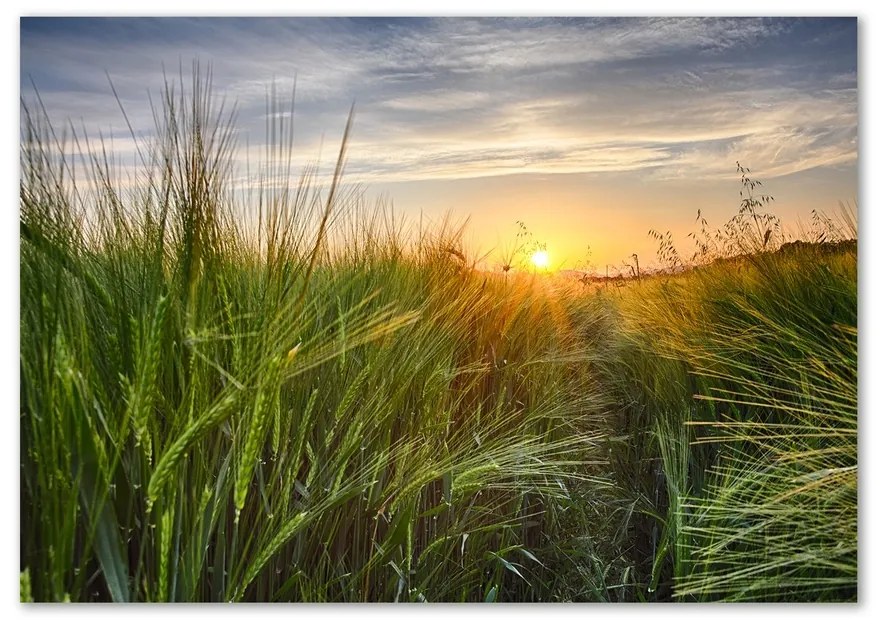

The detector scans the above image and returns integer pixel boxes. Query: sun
[531,250,550,269]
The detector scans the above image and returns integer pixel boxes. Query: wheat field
[19,75,857,603]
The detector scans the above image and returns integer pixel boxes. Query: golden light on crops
[531,250,550,269]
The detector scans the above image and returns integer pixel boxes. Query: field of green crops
[19,79,857,602]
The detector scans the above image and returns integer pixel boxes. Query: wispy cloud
[21,17,857,185]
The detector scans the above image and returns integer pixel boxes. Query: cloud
[20,17,857,187]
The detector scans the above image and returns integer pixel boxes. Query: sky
[19,16,858,270]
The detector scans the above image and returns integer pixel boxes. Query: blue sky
[20,17,858,267]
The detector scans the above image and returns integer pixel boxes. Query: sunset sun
[531,250,550,269]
